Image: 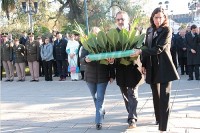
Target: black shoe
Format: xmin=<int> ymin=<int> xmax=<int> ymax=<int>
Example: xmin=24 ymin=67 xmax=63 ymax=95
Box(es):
xmin=5 ymin=79 xmax=10 ymax=82
xmin=10 ymin=79 xmax=14 ymax=82
xmin=128 ymin=119 xmax=136 ymax=129
xmin=30 ymin=80 xmax=35 ymax=82
xmin=155 ymin=121 xmax=159 ymax=125
xmin=34 ymin=80 xmax=39 ymax=82
xmin=17 ymin=79 xmax=22 ymax=82
xmin=21 ymin=79 xmax=25 ymax=82
xmin=196 ymin=78 xmax=200 ymax=80
xmin=187 ymin=78 xmax=193 ymax=81
xmin=96 ymin=123 xmax=102 ymax=130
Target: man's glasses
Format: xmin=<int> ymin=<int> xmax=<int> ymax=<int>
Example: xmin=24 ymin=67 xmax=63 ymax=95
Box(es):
xmin=116 ymin=18 xmax=125 ymax=21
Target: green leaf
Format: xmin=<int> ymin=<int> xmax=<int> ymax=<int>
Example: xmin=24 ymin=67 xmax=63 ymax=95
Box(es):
xmin=87 ymin=34 xmax=99 ymax=53
xmin=120 ymin=58 xmax=132 ymax=66
xmin=100 ymin=60 xmax=109 ymax=65
xmin=96 ymin=31 xmax=107 ymax=51
xmin=107 ymin=29 xmax=119 ymax=51
xmin=80 ymin=37 xmax=93 ymax=53
xmin=119 ymin=29 xmax=129 ymax=51
xmin=135 ymin=34 xmax=145 ymax=48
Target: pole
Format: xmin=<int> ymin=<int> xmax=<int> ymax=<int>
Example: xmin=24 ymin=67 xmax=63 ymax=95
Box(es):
xmin=84 ymin=0 xmax=89 ymax=35
xmin=28 ymin=0 xmax=33 ymax=32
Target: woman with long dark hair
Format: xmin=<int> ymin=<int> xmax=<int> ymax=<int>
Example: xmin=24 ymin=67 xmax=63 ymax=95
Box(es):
xmin=131 ymin=7 xmax=180 ymax=132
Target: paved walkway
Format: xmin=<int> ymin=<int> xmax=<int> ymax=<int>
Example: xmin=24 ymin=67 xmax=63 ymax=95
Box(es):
xmin=1 ymin=73 xmax=200 ymax=133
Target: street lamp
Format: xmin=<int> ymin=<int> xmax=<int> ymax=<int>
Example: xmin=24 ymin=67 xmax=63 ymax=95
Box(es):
xmin=188 ymin=0 xmax=198 ymax=22
xmin=158 ymin=1 xmax=169 ymax=10
xmin=84 ymin=0 xmax=89 ymax=35
xmin=21 ymin=0 xmax=39 ymax=33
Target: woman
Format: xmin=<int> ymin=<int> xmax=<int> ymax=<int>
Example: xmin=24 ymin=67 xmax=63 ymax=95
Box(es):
xmin=131 ymin=7 xmax=179 ymax=132
xmin=66 ymin=34 xmax=80 ymax=81
xmin=80 ymin=27 xmax=115 ymax=130
xmin=40 ymin=37 xmax=54 ymax=81
xmin=13 ymin=38 xmax=26 ymax=81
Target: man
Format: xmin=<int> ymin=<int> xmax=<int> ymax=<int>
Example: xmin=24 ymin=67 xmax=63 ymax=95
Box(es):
xmin=185 ymin=24 xmax=200 ymax=80
xmin=37 ymin=36 xmax=44 ymax=77
xmin=25 ymin=32 xmax=40 ymax=82
xmin=1 ymin=33 xmax=14 ymax=81
xmin=53 ymin=32 xmax=68 ymax=81
xmin=114 ymin=11 xmax=142 ymax=128
xmin=176 ymin=28 xmax=188 ymax=75
xmin=19 ymin=31 xmax=28 ymax=45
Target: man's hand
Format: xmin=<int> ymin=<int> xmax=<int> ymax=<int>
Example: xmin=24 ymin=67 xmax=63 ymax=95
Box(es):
xmin=191 ymin=49 xmax=196 ymax=54
xmin=183 ymin=48 xmax=186 ymax=51
xmin=107 ymin=58 xmax=115 ymax=64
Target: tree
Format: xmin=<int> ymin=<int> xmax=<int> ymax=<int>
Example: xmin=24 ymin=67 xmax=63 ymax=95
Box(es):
xmin=1 ymin=0 xmax=15 ymax=20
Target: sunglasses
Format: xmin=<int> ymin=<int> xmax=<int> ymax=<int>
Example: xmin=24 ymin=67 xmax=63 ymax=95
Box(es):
xmin=116 ymin=18 xmax=125 ymax=21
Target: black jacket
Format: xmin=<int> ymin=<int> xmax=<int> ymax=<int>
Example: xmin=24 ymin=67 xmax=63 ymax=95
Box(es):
xmin=19 ymin=36 xmax=28 ymax=45
xmin=53 ymin=39 xmax=68 ymax=60
xmin=141 ymin=26 xmax=179 ymax=84
xmin=176 ymin=34 xmax=187 ymax=58
xmin=185 ymin=32 xmax=200 ymax=65
xmin=80 ymin=48 xmax=115 ymax=83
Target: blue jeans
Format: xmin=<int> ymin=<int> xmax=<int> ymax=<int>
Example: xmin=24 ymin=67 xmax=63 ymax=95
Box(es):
xmin=86 ymin=82 xmax=108 ymax=124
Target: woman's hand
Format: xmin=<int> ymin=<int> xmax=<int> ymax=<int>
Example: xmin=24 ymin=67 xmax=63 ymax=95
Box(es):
xmin=109 ymin=78 xmax=114 ymax=84
xmin=107 ymin=58 xmax=115 ymax=64
xmin=70 ymin=53 xmax=75 ymax=58
xmin=85 ymin=57 xmax=91 ymax=63
xmin=141 ymin=67 xmax=146 ymax=75
xmin=130 ymin=49 xmax=142 ymax=57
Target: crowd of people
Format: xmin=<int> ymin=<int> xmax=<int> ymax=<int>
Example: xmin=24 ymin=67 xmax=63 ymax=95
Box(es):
xmin=170 ymin=24 xmax=200 ymax=81
xmin=1 ymin=7 xmax=200 ymax=133
xmin=0 ymin=31 xmax=85 ymax=82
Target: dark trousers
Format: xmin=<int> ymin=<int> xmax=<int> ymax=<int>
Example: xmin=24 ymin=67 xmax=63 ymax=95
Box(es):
xmin=53 ymin=60 xmax=58 ymax=76
xmin=150 ymin=82 xmax=171 ymax=131
xmin=56 ymin=60 xmax=67 ymax=79
xmin=39 ymin=59 xmax=44 ymax=76
xmin=43 ymin=60 xmax=53 ymax=81
xmin=188 ymin=65 xmax=199 ymax=79
xmin=81 ymin=71 xmax=84 ymax=79
xmin=179 ymin=57 xmax=188 ymax=74
xmin=0 ymin=65 xmax=3 ymax=80
xmin=120 ymin=86 xmax=138 ymax=121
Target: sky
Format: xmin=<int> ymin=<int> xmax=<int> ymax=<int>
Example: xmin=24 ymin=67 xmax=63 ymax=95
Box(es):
xmin=145 ymin=0 xmax=191 ymax=15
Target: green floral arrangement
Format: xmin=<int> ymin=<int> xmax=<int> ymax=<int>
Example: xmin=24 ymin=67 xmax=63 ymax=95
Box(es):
xmin=75 ymin=20 xmax=146 ymax=65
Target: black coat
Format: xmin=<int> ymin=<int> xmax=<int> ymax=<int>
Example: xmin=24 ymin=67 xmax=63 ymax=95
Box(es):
xmin=185 ymin=32 xmax=200 ymax=65
xmin=141 ymin=26 xmax=179 ymax=84
xmin=176 ymin=35 xmax=187 ymax=58
xmin=80 ymin=48 xmax=115 ymax=83
xmin=115 ymin=60 xmax=142 ymax=88
xmin=19 ymin=36 xmax=28 ymax=46
xmin=53 ymin=39 xmax=68 ymax=60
